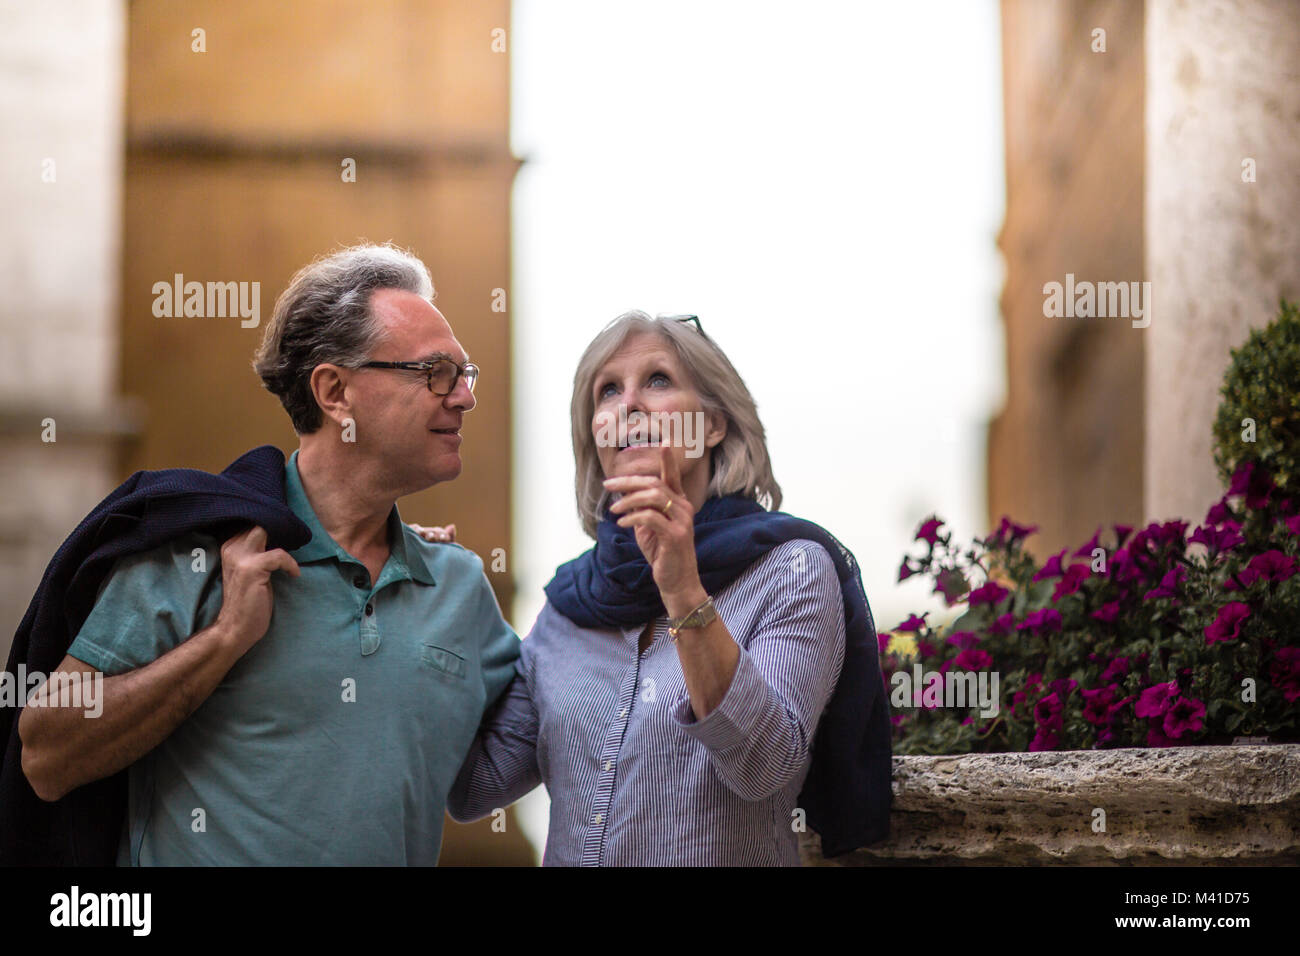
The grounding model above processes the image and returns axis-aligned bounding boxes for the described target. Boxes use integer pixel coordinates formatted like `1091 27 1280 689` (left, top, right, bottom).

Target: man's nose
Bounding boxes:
444 377 476 412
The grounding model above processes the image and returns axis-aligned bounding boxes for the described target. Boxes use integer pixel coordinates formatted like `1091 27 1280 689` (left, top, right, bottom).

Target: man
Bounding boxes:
18 243 518 865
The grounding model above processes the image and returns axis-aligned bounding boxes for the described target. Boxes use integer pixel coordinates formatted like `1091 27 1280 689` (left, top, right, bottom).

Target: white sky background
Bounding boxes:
506 0 1005 860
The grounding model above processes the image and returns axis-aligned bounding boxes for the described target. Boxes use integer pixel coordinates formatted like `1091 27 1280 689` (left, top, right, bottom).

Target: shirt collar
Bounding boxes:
284 449 437 586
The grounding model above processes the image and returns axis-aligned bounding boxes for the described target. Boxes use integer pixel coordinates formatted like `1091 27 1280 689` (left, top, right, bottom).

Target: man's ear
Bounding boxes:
310 363 354 429
704 409 727 450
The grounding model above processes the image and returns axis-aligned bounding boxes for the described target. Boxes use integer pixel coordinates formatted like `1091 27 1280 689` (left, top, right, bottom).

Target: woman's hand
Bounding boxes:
604 445 707 617
408 522 457 543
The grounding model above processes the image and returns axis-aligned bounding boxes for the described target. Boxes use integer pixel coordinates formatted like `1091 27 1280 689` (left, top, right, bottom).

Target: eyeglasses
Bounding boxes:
360 358 479 396
657 313 704 335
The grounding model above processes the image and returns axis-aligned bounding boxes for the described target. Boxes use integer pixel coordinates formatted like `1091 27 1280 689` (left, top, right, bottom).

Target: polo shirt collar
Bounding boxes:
284 449 437 586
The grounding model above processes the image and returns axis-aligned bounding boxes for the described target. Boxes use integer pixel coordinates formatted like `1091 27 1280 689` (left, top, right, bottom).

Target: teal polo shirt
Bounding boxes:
66 449 520 865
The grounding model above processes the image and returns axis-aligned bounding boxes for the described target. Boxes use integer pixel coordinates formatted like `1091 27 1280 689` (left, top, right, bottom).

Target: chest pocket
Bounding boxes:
421 643 468 681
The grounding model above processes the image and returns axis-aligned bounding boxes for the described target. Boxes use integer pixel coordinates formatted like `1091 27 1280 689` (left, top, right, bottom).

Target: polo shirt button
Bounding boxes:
604 760 613 772
353 575 367 589
593 813 603 824
365 603 374 616
619 709 627 719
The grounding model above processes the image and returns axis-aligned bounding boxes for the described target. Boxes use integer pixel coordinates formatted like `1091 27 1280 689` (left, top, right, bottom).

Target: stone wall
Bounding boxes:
1145 0 1300 522
800 744 1300 865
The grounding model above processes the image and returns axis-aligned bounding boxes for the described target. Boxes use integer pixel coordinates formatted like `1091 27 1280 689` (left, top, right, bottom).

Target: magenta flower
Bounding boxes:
897 557 916 582
895 612 928 633
1100 655 1130 683
915 516 944 545
917 639 938 658
1081 685 1119 726
988 516 1038 547
1205 498 1232 526
1162 696 1205 739
989 612 1016 636
1143 564 1187 601
1228 461 1274 509
1032 550 1068 581
1246 549 1297 583
877 632 892 654
1270 647 1300 703
1073 528 1102 558
1049 677 1078 699
946 630 980 650
1146 722 1177 748
968 581 1009 607
1287 515 1300 536
1091 601 1121 624
1018 608 1063 634
1029 728 1060 751
1190 523 1243 553
1113 523 1134 547
1204 602 1250 644
953 648 993 670
1135 681 1178 718
1052 564 1091 601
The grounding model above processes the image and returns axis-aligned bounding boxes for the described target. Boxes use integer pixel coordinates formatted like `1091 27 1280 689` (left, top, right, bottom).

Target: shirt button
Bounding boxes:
593 813 603 825
364 603 374 616
604 760 613 772
619 709 628 719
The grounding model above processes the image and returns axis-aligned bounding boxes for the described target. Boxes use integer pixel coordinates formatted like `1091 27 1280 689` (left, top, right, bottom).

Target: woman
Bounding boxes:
422 311 891 865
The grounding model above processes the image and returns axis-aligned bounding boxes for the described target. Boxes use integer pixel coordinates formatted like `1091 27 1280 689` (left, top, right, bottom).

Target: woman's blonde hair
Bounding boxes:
570 311 782 538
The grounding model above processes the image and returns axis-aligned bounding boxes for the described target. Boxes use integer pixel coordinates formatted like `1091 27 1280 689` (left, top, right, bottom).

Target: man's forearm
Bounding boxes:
18 620 246 802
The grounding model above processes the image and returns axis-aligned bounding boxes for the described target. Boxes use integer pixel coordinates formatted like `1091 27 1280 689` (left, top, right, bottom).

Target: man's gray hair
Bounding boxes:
253 242 434 433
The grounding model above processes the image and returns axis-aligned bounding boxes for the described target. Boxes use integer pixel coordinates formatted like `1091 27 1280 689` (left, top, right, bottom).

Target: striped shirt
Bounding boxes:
447 539 846 866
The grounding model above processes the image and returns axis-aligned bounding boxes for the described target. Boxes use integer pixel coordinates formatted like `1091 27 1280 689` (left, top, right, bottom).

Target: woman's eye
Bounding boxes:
597 383 617 400
649 372 671 387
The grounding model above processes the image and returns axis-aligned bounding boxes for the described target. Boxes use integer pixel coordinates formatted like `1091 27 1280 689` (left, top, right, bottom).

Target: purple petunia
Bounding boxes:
1143 564 1187 601
946 630 980 650
1018 608 1063 634
1052 563 1091 601
895 612 928 633
1135 681 1178 718
1032 550 1068 581
954 648 993 671
1270 647 1300 703
989 612 1016 636
1204 602 1250 644
968 581 1010 606
915 516 944 545
1100 655 1130 683
1091 601 1121 624
1162 695 1206 739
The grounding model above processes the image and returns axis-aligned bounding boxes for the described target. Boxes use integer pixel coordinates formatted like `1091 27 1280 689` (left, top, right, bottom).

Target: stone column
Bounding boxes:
0 2 135 659
1145 0 1300 522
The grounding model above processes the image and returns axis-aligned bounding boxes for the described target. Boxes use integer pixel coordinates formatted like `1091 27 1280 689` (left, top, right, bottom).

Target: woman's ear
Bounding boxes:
704 409 727 450
310 363 354 429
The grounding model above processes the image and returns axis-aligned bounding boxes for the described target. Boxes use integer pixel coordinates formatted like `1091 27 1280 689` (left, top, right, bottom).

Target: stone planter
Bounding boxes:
800 744 1300 865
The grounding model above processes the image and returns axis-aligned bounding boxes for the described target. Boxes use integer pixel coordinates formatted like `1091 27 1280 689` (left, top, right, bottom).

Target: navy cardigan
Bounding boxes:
0 445 310 865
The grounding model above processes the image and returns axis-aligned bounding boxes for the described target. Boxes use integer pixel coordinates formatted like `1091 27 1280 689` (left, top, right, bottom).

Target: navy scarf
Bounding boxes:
544 493 892 857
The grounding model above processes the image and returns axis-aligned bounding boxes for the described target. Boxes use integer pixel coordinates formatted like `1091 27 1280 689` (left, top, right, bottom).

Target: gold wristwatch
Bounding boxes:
667 595 718 642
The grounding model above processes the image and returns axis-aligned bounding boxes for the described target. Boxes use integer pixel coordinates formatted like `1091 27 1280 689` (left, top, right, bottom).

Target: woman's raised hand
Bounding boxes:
603 445 706 615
